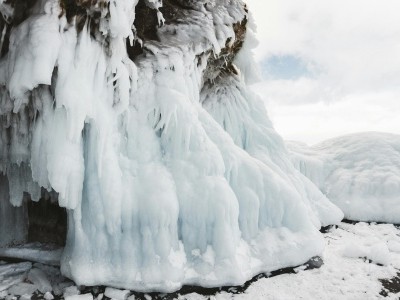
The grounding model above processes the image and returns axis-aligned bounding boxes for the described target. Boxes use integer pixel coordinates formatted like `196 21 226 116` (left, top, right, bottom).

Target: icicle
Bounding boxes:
0 25 7 54
0 0 343 292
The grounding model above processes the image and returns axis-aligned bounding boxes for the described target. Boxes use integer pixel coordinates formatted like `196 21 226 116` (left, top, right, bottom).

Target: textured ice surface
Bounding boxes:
0 0 342 291
63 286 80 298
7 283 37 296
28 268 52 293
0 262 31 292
288 132 400 223
0 244 62 266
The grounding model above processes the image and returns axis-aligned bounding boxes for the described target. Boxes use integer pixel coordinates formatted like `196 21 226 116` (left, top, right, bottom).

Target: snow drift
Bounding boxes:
288 132 400 223
0 0 342 292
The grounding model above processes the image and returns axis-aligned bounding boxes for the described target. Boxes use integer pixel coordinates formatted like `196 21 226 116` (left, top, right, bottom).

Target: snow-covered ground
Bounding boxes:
1 222 399 299
181 222 400 300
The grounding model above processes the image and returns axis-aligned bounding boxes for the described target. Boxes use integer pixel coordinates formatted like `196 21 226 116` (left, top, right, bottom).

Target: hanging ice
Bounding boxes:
0 0 343 292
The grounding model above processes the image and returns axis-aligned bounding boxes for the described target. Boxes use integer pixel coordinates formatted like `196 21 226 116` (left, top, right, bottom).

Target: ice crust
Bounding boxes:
0 0 342 292
288 132 400 223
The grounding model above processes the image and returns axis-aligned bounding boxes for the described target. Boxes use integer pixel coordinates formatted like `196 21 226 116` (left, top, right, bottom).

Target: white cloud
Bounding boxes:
245 0 400 142
252 78 339 105
257 86 400 145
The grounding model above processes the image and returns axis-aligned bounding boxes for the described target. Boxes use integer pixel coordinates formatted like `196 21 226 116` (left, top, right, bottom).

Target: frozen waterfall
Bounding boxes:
0 0 342 292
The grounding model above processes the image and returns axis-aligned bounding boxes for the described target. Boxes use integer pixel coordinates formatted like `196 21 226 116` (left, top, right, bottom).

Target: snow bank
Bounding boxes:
0 0 342 291
288 132 400 223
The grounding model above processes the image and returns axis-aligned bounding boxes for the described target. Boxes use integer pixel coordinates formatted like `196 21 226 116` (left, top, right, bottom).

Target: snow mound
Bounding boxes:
0 0 342 291
288 132 400 223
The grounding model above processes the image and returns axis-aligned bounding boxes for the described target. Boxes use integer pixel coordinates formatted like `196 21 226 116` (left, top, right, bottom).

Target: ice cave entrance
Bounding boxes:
27 196 67 247
0 174 65 264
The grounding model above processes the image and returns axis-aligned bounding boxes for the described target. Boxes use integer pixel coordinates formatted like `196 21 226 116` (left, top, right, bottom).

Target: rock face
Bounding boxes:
0 0 342 292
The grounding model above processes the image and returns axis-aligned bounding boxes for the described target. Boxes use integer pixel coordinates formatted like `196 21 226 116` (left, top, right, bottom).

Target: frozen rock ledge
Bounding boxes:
0 0 342 292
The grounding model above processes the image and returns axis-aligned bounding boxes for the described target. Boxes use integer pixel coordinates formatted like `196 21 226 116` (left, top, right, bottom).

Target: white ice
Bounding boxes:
104 287 130 300
7 283 37 297
0 0 342 291
65 294 93 300
27 268 52 293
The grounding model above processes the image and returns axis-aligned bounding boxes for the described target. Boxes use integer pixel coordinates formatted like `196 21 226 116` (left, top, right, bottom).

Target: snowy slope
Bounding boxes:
288 132 400 223
0 0 342 291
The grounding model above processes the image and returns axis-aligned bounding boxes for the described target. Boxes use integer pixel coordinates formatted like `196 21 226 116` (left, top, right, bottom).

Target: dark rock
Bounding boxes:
379 272 400 297
342 219 400 228
320 224 337 233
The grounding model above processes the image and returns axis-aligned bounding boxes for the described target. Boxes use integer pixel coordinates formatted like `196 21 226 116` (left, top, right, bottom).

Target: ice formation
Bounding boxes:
288 132 400 223
0 0 342 292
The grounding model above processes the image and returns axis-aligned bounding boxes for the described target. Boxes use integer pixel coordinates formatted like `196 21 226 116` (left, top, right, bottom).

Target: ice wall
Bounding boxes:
0 0 342 292
288 133 400 223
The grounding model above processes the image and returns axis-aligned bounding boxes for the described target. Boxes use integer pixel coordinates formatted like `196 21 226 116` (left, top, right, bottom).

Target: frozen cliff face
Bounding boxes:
0 0 342 292
288 132 400 224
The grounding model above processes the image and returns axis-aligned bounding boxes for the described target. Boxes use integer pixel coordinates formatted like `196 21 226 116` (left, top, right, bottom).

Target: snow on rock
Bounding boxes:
63 286 80 298
7 283 37 296
96 293 104 300
0 0 342 292
32 263 73 296
342 241 390 266
27 268 52 293
0 262 32 292
0 262 32 278
0 274 25 293
288 132 400 223
104 287 130 300
65 294 93 300
44 291 55 300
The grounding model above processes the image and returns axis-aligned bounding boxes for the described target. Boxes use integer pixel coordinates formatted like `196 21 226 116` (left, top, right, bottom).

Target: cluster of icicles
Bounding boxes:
0 0 343 292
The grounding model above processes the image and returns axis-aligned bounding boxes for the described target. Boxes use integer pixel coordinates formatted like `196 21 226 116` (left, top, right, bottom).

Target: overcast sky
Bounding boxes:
246 0 400 144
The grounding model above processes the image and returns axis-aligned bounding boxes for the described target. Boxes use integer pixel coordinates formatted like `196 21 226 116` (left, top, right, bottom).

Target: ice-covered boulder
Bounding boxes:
288 132 400 223
0 0 342 292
